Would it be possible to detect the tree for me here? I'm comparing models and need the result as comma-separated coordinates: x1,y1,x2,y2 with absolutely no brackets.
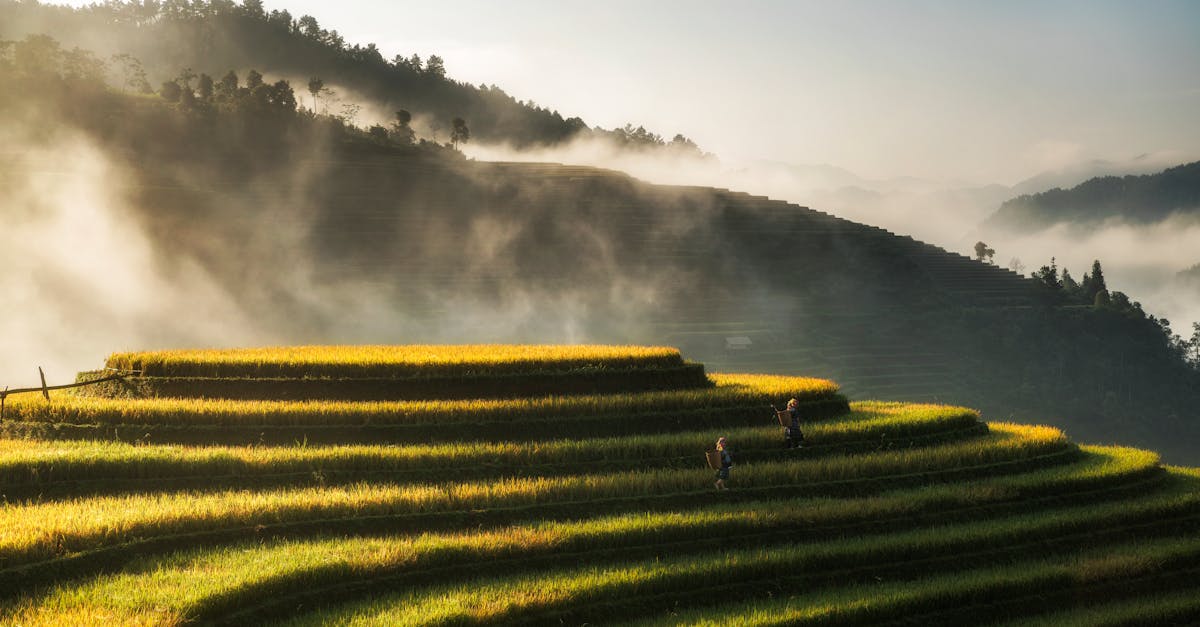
973,241,996,263
1187,323,1200,369
307,76,323,111
368,124,389,142
217,70,239,101
668,134,703,156
269,79,296,111
391,109,415,145
297,15,321,39
339,102,361,125
110,53,148,93
425,54,445,78
240,0,265,19
1008,258,1025,275
61,47,106,82
450,117,470,149
159,79,182,102
175,67,197,91
246,69,263,90
197,73,214,101
1032,257,1061,290
1082,259,1108,303
13,34,61,78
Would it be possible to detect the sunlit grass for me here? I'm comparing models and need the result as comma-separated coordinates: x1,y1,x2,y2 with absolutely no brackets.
626,536,1200,626
0,402,977,487
0,424,1066,570
271,521,1200,626
105,344,687,378
6,373,839,426
0,446,1166,626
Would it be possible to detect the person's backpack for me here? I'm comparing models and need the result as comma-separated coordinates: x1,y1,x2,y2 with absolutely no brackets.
705,449,722,470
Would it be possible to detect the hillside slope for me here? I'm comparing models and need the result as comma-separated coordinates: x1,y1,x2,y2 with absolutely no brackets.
98,142,1196,461
0,347,1197,624
1,29,1196,463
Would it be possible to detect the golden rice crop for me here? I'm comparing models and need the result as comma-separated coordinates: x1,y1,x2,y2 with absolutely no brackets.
623,537,1200,627
105,344,686,378
1,451,1179,627
0,402,978,487
268,515,1200,626
5,373,840,427
0,424,1067,569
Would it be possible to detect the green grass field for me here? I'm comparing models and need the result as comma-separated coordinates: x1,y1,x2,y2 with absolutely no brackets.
0,344,1196,625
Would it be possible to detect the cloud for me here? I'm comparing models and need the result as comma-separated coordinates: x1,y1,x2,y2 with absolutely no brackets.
1023,139,1087,174
0,126,264,386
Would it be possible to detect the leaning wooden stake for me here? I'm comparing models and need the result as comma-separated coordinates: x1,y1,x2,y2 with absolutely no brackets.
38,367,50,401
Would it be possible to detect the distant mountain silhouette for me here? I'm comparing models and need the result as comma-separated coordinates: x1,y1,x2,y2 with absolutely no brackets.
987,161,1200,233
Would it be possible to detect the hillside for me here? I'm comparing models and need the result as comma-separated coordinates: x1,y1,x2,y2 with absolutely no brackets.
1,36,1198,463
0,345,1198,624
987,160,1200,232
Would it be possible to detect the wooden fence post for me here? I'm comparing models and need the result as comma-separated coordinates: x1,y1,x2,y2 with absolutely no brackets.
39,367,50,401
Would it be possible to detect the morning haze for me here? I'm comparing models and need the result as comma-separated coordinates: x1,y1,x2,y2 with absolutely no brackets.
2,1,1200,623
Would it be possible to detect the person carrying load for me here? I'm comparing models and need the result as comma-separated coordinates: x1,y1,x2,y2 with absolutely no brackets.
774,398,805,449
707,436,733,490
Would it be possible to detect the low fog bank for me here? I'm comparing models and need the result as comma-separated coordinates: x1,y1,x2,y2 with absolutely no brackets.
979,215,1200,331
0,126,678,386
0,128,266,385
466,138,1200,333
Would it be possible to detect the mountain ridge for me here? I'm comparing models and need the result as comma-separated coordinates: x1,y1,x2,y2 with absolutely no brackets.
987,160,1200,233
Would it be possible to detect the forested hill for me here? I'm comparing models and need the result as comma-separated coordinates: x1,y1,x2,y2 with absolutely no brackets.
0,0,702,154
3,40,1198,463
987,160,1200,232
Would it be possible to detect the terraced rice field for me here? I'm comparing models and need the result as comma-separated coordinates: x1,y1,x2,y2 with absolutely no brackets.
0,345,1196,625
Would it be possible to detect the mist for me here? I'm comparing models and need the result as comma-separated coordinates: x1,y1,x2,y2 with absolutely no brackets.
0,119,695,386
982,216,1200,331
0,126,265,385
465,137,1200,334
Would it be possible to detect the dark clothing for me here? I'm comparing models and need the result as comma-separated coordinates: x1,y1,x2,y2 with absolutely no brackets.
715,449,732,479
786,409,805,448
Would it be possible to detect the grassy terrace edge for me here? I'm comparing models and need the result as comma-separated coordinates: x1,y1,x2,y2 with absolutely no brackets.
3,453,1180,626
260,477,1200,627
104,345,687,379
0,425,1069,582
0,404,981,497
5,374,847,444
74,364,713,401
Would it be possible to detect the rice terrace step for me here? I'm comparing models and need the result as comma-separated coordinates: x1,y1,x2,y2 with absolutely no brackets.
0,344,1197,625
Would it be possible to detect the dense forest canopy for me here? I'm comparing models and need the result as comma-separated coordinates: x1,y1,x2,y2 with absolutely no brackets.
0,0,707,156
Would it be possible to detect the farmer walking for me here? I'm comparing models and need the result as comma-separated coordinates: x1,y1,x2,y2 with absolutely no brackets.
713,436,733,490
784,398,805,449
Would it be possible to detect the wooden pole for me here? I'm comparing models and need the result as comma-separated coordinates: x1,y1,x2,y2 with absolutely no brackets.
38,367,50,401
1,373,129,397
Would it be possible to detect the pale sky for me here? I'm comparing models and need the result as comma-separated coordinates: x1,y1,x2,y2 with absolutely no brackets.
57,0,1200,185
